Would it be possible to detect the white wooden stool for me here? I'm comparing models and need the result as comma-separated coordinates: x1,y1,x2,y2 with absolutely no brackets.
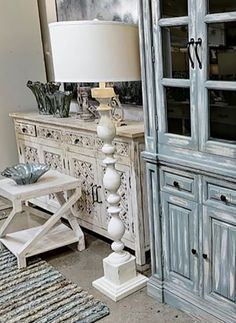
0,170,85,268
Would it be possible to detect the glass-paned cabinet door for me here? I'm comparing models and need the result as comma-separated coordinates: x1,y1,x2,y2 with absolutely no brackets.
197,1,236,158
153,0,198,149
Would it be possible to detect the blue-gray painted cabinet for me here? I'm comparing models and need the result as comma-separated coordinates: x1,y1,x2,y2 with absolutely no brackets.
139,0,236,321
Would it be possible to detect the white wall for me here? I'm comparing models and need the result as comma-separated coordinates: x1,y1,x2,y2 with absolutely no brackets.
0,0,46,171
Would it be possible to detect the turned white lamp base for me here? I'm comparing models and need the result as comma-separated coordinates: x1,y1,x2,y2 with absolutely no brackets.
92,255,148,301
92,83,148,301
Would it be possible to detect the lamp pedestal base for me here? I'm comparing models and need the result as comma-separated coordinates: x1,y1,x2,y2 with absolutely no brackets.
92,255,148,302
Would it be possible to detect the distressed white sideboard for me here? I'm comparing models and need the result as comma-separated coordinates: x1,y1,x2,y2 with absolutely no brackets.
10,112,149,267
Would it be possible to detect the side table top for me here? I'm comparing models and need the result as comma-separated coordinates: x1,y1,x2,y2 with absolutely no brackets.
0,170,80,201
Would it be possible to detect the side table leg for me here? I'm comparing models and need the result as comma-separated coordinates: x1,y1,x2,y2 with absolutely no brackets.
17,255,27,269
56,190,85,251
69,208,85,251
19,188,82,258
0,200,22,237
0,242,4,251
77,240,85,252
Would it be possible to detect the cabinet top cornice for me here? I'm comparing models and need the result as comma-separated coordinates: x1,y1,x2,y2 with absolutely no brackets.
10,112,144,139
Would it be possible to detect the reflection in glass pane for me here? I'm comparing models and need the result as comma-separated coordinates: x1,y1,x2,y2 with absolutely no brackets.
165,87,191,136
208,22,236,81
208,0,236,14
161,0,188,18
162,26,189,79
209,89,236,142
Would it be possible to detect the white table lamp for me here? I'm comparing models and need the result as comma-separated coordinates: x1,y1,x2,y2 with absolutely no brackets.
49,20,148,301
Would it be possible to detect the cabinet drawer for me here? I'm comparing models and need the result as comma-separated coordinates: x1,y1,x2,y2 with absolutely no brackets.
204,179,236,210
15,122,36,137
160,167,197,200
37,126,62,141
63,131,95,149
96,138,130,158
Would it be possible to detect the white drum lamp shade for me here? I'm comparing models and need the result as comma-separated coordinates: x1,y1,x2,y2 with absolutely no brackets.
49,20,141,83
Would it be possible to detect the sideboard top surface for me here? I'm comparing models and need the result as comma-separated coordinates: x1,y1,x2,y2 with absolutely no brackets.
10,112,144,139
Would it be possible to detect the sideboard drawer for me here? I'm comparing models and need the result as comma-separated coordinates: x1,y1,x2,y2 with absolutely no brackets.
15,122,36,137
37,126,62,142
96,138,131,158
63,131,95,149
204,180,236,210
160,167,197,200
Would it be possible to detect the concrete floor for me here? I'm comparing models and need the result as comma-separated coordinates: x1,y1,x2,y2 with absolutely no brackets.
41,232,205,323
0,211,206,323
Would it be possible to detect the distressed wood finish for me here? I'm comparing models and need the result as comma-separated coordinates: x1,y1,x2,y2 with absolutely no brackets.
140,0,236,321
138,0,157,153
203,207,236,320
10,112,149,268
162,193,199,294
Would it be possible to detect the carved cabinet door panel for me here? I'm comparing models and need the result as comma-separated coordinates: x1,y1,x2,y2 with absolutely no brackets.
40,145,66,209
40,145,65,173
18,139,40,164
98,162,134,243
162,193,199,294
67,152,102,226
203,206,236,314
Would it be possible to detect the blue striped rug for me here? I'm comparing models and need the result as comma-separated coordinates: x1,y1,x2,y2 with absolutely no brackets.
0,249,109,322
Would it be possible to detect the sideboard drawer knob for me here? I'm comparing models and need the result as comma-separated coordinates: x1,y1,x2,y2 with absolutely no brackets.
191,249,197,255
203,254,208,259
220,194,227,202
173,181,179,188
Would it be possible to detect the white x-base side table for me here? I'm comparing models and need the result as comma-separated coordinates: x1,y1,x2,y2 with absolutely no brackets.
0,170,85,268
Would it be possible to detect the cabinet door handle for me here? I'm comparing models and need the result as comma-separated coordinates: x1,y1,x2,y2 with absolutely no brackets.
96,185,103,204
194,38,202,69
191,249,197,255
220,194,227,202
92,184,97,204
187,38,195,69
203,254,208,259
